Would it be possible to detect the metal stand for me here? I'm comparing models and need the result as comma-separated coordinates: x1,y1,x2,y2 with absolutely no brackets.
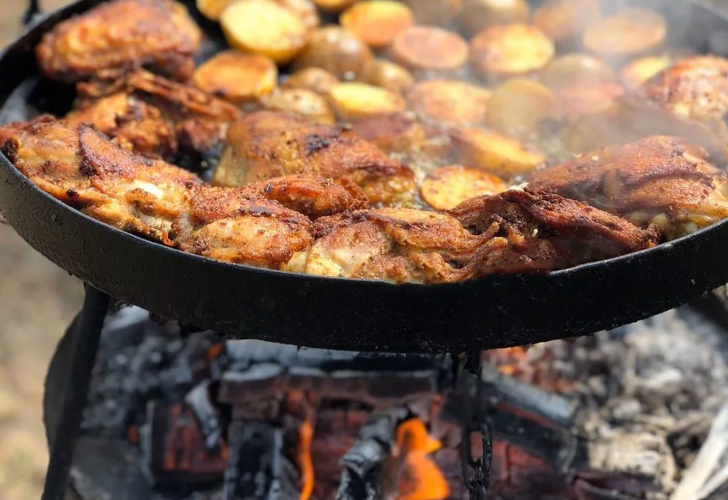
41,285,110,500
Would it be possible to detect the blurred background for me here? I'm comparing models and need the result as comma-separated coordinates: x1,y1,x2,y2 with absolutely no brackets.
0,2,82,500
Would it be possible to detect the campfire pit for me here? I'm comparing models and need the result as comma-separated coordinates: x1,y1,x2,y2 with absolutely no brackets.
43,300,728,500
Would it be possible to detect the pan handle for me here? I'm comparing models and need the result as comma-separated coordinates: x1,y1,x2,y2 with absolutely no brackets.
23,0,41,26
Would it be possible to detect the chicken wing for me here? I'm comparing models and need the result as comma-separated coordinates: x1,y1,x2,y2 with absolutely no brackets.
528,136,728,238
68,70,242,165
214,111,417,206
449,188,660,275
284,208,496,283
36,0,201,83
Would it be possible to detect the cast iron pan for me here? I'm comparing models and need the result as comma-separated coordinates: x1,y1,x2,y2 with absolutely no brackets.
3,0,728,353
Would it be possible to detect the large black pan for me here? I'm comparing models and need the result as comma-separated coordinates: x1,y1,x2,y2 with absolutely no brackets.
2,0,728,353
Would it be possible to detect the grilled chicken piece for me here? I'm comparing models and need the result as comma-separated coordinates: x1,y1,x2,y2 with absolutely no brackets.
284,208,497,283
215,111,417,206
0,117,371,268
529,136,728,238
638,56,728,125
68,70,242,164
36,0,201,83
449,188,661,275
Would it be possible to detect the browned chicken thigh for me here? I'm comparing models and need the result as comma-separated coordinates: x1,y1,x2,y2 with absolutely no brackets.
36,0,201,83
529,136,728,238
214,111,417,206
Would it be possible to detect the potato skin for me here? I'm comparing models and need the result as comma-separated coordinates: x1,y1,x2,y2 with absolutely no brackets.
293,26,374,80
261,88,336,124
391,26,469,75
407,80,491,126
533,0,601,43
401,0,462,27
340,1,414,49
458,0,531,38
363,60,415,95
421,165,507,210
470,24,555,79
284,68,341,95
220,0,308,64
193,50,278,103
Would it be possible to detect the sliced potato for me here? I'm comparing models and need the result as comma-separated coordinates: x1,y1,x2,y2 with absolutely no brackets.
363,60,414,95
533,0,601,43
450,127,545,177
221,0,307,64
329,82,407,121
485,78,560,135
620,54,674,91
539,53,615,90
557,83,624,120
340,1,414,49
470,24,555,79
193,50,277,102
407,80,490,126
311,0,358,12
351,113,427,154
401,0,462,27
583,8,666,58
391,26,469,75
293,26,374,80
458,0,531,38
197,0,234,20
275,0,320,30
284,67,341,94
421,165,507,209
261,88,336,124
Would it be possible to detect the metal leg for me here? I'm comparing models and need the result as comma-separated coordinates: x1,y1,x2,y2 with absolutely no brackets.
41,285,110,500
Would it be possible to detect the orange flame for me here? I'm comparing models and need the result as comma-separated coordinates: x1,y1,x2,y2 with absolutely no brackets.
395,419,450,500
298,420,314,500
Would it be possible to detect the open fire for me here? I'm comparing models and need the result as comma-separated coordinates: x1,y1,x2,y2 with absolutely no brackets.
64,298,728,500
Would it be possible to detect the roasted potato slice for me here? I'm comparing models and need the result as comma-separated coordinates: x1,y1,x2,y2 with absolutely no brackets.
329,82,407,121
351,113,427,154
221,0,307,64
199,0,319,27
533,0,601,43
311,0,358,12
401,0,462,27
470,24,555,79
391,26,469,76
363,60,414,95
284,68,341,95
621,54,674,91
293,26,374,80
421,165,507,209
458,0,531,38
583,8,666,58
485,78,560,136
197,0,233,21
193,50,277,103
538,53,615,90
557,83,624,120
261,88,336,124
450,127,545,178
340,1,414,49
407,80,490,126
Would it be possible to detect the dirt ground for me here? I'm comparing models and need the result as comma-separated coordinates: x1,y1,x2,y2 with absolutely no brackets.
0,2,81,500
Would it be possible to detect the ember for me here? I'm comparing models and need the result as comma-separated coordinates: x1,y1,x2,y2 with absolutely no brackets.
55,299,728,500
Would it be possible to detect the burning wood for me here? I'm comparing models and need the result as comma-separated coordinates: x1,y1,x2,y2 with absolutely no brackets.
75,305,728,500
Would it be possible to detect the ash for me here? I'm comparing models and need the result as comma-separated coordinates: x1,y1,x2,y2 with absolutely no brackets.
77,304,728,500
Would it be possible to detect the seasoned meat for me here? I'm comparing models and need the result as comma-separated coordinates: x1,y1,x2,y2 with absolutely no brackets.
529,136,728,238
69,70,242,164
215,111,417,206
36,0,201,83
284,208,496,283
449,188,660,275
